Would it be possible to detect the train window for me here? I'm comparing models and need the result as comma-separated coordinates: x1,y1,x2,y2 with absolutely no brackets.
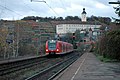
59,42,62,51
48,41,56,50
63,44,65,52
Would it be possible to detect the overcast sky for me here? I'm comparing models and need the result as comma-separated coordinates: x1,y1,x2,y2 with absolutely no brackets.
0,0,119,20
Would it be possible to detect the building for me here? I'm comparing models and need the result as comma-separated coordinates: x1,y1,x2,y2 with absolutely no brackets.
56,23,101,35
56,8,102,37
81,8,87,22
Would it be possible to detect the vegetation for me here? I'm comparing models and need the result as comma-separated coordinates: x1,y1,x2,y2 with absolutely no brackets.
75,30,81,42
76,44,85,53
0,15,114,59
65,32,73,43
21,16,111,24
94,29,120,61
0,26,8,58
93,1,120,62
19,44,37,56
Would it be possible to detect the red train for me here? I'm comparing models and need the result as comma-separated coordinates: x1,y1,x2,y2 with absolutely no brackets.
45,40,73,55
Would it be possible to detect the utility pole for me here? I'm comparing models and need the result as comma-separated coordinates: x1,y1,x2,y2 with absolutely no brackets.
12,23,15,58
37,25,41,55
16,21,19,57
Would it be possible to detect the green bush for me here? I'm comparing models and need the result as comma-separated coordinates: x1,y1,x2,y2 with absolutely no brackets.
106,30,120,60
19,44,37,56
76,44,87,54
96,30,120,61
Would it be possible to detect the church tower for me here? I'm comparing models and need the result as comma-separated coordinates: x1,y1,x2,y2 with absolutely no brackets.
81,8,87,22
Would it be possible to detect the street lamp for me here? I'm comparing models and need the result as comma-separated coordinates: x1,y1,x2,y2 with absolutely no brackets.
109,1,120,24
109,1,120,4
109,1,120,16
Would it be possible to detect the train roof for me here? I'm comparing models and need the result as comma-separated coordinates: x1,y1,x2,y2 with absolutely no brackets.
47,40,72,45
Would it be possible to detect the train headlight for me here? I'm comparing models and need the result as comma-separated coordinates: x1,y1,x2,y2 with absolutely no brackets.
46,49,48,52
57,49,59,51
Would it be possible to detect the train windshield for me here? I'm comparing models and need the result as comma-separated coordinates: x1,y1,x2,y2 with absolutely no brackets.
48,40,56,50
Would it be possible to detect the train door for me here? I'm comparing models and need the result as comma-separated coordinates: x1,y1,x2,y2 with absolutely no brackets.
62,43,64,53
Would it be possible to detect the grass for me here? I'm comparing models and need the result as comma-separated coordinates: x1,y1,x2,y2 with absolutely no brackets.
94,52,118,62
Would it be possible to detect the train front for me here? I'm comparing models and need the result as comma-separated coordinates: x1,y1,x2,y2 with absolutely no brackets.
46,40,58,55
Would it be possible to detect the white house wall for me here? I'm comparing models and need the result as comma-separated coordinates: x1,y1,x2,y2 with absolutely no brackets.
56,24,101,34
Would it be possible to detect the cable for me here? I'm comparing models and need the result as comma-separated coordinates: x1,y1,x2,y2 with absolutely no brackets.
45,2,60,16
59,0,66,9
0,4,23,16
31,0,46,3
0,8,4,19
31,0,60,17
30,0,61,36
22,0,37,12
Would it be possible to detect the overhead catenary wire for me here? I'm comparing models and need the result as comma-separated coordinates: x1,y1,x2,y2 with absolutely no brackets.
0,8,4,19
0,4,23,16
59,0,66,9
22,0,38,13
31,0,60,17
22,0,55,30
30,0,61,36
44,1,60,17
31,0,46,3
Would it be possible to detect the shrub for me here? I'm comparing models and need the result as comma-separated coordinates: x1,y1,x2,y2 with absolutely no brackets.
19,44,37,56
106,30,120,60
96,30,120,61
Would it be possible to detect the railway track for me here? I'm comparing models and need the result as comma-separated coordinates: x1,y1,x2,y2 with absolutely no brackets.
0,56,47,76
25,53,80,80
0,52,82,80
